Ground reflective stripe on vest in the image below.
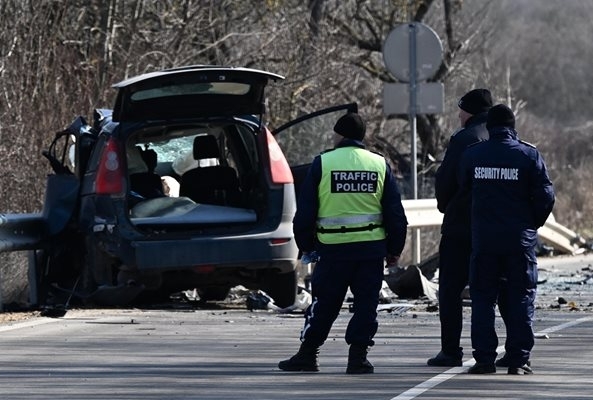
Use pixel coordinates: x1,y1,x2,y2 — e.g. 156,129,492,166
318,213,383,226
317,147,386,244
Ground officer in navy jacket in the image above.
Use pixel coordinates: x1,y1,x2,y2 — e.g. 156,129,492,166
278,112,408,374
459,104,555,375
428,88,492,367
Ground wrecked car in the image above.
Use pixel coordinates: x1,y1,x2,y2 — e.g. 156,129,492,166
0,65,357,308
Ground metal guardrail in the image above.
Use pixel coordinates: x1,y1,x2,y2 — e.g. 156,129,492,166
402,199,443,228
0,200,587,255
402,198,586,255
0,213,47,253
0,213,48,312
537,214,587,255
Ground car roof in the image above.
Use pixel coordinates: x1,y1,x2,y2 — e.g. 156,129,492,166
111,66,285,122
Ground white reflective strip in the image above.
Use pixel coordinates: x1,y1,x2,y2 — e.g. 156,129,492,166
317,214,382,226
300,297,318,341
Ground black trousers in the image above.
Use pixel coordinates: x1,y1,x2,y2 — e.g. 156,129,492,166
300,257,384,347
437,233,471,358
469,248,537,366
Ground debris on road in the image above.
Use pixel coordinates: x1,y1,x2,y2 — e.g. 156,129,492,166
384,265,438,301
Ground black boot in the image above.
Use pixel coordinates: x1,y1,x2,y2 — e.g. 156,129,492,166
467,362,496,374
278,343,320,372
346,344,374,374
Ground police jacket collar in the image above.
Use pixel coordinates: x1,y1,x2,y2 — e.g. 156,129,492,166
488,126,518,140
336,138,365,149
464,111,488,128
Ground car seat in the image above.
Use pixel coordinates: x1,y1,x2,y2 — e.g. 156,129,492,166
129,147,165,199
179,135,241,206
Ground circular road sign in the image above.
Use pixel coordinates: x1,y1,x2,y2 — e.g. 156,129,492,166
383,23,443,82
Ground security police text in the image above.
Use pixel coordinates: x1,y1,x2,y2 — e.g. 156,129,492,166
474,166,519,181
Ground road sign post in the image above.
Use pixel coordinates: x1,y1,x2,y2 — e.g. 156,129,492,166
382,22,443,265
408,24,420,263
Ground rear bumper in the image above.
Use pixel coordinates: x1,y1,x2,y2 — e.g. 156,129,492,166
131,229,298,272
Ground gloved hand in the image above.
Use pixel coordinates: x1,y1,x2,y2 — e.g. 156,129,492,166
301,251,319,264
385,254,404,276
385,254,400,268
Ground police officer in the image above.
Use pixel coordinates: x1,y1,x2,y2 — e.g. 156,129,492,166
427,88,492,367
459,104,555,374
278,112,408,374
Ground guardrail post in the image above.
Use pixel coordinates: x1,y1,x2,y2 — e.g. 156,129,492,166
0,265,3,312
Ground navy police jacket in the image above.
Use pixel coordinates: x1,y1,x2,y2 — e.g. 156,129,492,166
435,112,489,238
458,126,555,253
293,139,408,261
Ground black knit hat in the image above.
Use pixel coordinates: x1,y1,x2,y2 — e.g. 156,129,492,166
334,113,366,141
486,104,515,130
458,88,493,115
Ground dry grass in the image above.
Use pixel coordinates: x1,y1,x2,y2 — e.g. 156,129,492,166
0,252,29,308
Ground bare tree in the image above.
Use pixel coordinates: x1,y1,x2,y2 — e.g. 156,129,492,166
0,0,591,304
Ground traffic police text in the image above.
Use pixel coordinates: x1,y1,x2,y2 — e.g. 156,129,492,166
331,171,378,193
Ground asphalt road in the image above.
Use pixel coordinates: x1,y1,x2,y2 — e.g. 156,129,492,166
0,253,592,400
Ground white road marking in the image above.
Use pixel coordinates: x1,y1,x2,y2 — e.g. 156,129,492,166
390,316,593,400
0,317,58,332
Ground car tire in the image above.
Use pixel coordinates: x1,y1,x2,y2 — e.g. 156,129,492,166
263,269,297,308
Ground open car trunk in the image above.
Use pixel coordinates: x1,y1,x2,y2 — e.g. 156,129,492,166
130,197,257,226
123,116,268,233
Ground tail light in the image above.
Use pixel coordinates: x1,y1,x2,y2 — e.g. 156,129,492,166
95,138,124,195
266,129,293,184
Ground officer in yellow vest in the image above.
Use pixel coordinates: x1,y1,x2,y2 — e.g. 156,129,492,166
278,112,408,374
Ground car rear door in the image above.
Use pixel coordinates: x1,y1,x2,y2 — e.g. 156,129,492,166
111,66,284,122
272,103,358,197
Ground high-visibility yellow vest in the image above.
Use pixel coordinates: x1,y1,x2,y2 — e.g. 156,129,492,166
317,147,386,244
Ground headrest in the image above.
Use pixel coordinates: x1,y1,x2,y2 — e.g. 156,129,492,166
128,146,148,174
140,148,158,171
193,135,221,160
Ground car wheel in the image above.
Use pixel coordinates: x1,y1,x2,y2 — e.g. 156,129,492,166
197,286,231,302
263,270,297,308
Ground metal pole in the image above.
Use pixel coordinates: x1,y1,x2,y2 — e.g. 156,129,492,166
408,23,421,265
0,266,3,312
